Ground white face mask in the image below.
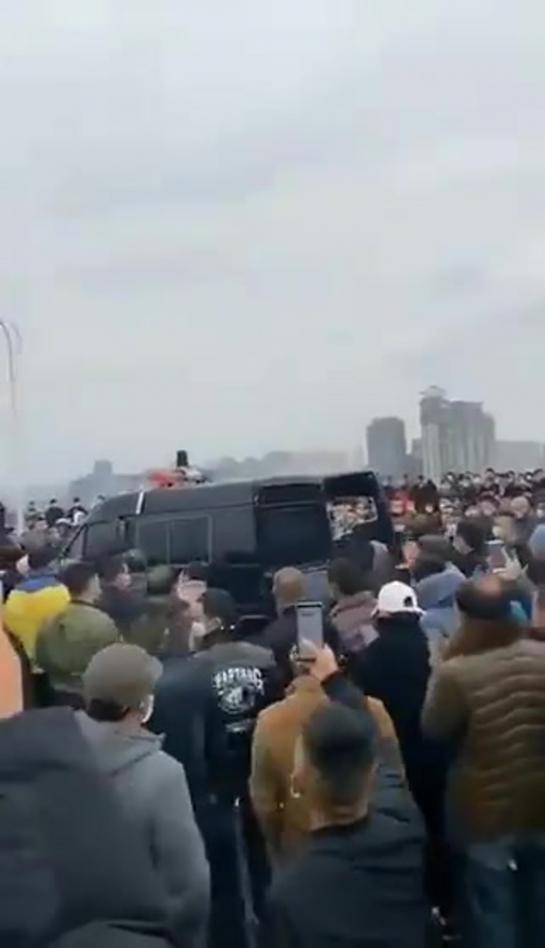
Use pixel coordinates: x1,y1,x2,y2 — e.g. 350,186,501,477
140,696,155,725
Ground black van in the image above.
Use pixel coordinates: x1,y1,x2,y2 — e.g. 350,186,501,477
65,470,393,614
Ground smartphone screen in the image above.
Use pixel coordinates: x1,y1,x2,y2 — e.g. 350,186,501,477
295,602,324,651
487,540,508,572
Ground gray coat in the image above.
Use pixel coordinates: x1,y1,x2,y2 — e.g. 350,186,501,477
76,712,209,948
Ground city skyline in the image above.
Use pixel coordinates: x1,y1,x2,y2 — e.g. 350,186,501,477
7,379,545,498
367,387,545,479
0,4,545,486
17,386,545,506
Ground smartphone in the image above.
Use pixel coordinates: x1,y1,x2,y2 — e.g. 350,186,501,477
295,601,324,652
487,539,508,572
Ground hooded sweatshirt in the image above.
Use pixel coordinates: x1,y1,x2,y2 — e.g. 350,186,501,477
75,712,209,948
416,564,465,652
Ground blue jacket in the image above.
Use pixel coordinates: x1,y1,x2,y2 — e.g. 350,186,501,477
416,565,465,649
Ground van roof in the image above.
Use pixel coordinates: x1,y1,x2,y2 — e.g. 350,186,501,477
86,470,381,523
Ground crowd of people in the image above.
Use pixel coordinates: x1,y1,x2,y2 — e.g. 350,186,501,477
2,470,545,947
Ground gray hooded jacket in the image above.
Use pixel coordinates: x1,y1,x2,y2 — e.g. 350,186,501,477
76,712,209,948
416,564,465,653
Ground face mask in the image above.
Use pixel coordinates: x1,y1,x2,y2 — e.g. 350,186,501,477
140,696,155,725
205,617,222,636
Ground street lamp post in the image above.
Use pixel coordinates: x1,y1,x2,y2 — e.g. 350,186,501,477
0,320,24,535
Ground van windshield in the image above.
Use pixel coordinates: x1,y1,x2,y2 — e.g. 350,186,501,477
256,504,331,567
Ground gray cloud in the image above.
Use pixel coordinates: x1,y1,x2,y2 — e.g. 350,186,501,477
0,0,544,485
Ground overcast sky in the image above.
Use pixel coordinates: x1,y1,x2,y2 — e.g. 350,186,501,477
0,1,544,484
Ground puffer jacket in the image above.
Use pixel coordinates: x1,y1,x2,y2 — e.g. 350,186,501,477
4,571,69,661
422,636,545,842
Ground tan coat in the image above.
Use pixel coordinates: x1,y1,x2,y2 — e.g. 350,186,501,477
250,675,402,859
422,637,545,840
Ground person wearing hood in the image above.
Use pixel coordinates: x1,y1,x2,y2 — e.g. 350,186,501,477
414,555,465,662
76,643,210,948
0,705,180,948
327,558,377,654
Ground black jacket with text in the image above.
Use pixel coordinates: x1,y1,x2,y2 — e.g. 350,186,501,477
152,640,282,808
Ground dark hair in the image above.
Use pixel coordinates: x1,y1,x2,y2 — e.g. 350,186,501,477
97,554,126,584
62,561,97,598
28,546,57,571
146,565,178,597
417,534,452,561
412,554,446,583
86,698,127,722
479,492,498,507
456,519,487,555
201,588,238,631
303,703,376,807
328,558,366,597
406,515,442,541
125,549,147,573
0,545,24,569
186,562,208,582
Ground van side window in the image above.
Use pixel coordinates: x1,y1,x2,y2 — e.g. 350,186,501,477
169,517,210,564
85,521,122,559
136,520,168,567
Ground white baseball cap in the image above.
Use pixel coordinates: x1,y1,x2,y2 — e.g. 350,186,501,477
374,581,423,617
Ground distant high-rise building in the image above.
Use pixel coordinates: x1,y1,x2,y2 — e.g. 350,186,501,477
420,386,450,481
420,388,496,479
366,417,407,478
447,402,496,472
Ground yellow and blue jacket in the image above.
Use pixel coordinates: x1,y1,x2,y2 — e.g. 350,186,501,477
3,573,70,662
